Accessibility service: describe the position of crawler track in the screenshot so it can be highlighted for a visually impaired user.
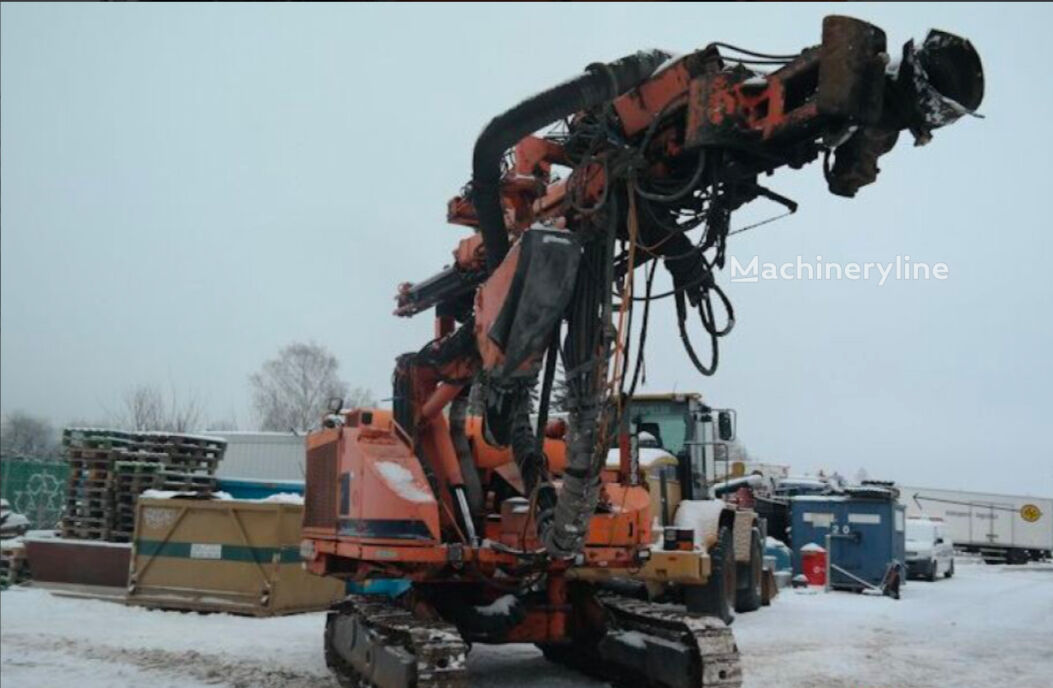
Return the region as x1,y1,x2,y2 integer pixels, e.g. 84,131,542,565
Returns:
326,592,739,688
541,593,741,688
325,595,468,688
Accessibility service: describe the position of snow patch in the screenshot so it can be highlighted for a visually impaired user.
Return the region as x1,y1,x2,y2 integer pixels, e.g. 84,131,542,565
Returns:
2,511,30,528
140,490,304,505
375,462,435,504
614,630,648,650
604,446,678,470
800,542,827,553
475,594,518,617
141,490,234,501
4,563,1053,688
64,428,227,445
674,499,726,547
257,493,305,505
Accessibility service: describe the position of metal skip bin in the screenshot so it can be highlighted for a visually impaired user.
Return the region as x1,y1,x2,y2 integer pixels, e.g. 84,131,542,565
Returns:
791,489,906,591
127,496,345,616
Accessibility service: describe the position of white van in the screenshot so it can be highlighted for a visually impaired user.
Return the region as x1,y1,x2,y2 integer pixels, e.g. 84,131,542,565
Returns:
905,517,955,580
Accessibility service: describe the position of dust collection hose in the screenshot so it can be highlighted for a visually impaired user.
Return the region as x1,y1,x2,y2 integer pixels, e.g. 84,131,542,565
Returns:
471,50,670,273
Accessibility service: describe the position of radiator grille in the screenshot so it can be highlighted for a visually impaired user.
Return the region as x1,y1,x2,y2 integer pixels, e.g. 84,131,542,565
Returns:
304,439,338,529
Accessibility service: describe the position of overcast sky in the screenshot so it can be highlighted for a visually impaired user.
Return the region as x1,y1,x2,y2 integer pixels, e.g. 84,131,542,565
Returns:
2,3,1050,496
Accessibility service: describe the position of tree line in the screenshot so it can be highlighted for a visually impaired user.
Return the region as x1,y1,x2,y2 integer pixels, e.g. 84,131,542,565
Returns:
0,341,373,459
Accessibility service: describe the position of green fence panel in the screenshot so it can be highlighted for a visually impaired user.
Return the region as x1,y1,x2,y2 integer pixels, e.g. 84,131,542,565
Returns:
0,456,69,530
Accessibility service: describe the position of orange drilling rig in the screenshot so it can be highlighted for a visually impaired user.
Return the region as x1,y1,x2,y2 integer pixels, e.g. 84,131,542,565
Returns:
301,16,982,688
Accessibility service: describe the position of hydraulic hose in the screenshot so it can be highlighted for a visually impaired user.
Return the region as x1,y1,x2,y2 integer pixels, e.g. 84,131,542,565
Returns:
471,50,671,273
470,51,669,559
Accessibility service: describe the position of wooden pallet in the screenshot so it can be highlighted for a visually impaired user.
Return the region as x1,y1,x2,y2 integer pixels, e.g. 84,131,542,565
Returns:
67,499,114,511
64,428,226,452
66,502,113,511
159,477,218,491
0,544,29,587
60,427,227,543
60,526,112,541
111,460,163,540
65,490,114,500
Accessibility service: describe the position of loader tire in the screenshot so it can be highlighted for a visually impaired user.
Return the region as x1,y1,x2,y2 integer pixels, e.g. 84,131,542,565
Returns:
684,525,736,625
735,527,763,613
944,559,955,579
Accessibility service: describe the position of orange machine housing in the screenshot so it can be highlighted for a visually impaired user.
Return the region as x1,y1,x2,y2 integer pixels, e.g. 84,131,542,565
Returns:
303,409,652,588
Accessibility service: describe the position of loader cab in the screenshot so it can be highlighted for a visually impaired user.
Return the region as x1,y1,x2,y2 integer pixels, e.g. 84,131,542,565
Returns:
625,394,736,501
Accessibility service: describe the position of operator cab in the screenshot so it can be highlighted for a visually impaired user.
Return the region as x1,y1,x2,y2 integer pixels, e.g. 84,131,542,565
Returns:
625,393,737,503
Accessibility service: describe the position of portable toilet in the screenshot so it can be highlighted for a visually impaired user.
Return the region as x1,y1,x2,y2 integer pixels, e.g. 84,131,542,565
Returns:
790,486,905,591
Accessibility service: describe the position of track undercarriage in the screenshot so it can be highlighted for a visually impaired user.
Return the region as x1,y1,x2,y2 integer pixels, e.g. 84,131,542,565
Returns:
325,595,469,688
324,588,741,688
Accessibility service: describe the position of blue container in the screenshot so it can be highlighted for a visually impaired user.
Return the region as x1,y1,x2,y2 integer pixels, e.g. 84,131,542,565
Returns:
790,491,905,590
217,477,305,500
764,537,792,572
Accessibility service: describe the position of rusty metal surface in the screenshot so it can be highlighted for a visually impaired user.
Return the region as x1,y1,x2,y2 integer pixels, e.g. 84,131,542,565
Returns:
304,439,338,529
24,538,130,588
817,15,887,125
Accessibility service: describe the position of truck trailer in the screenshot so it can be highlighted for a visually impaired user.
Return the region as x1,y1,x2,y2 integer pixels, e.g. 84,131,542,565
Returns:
899,486,1052,564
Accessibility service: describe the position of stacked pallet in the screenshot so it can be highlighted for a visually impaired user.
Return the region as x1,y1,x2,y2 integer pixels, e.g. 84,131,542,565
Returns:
0,540,29,587
65,442,119,540
112,461,163,541
61,429,226,542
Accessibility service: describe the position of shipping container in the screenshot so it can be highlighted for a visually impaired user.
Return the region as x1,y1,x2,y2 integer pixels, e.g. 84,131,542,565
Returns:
898,486,1052,563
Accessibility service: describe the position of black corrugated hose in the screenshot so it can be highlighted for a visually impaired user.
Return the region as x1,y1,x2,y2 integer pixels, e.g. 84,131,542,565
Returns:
470,50,670,273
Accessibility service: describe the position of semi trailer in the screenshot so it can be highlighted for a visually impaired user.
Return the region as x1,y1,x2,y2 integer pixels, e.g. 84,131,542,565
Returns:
899,486,1052,564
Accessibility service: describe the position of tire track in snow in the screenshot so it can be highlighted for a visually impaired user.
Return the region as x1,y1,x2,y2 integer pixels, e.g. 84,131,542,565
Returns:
4,635,340,688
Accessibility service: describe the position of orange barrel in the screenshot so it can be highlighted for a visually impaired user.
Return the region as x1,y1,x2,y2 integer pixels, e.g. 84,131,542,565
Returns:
800,543,828,586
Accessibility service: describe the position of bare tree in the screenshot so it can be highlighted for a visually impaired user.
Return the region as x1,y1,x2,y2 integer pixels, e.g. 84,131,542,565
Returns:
0,411,59,458
344,386,375,410
165,386,204,433
205,415,240,432
122,385,164,431
250,341,369,432
117,384,204,432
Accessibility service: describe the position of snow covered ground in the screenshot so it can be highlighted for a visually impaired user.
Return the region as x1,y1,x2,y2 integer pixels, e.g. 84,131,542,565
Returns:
2,559,1051,688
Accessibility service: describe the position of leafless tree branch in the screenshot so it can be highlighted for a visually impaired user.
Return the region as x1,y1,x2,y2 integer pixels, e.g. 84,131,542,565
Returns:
249,341,371,432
